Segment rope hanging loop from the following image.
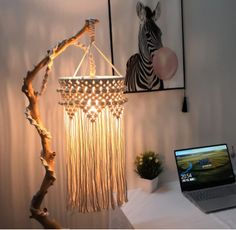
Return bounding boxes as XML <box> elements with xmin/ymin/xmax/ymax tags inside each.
<box><xmin>86</xmin><ymin>18</ymin><xmax>98</xmax><ymax>43</ymax></box>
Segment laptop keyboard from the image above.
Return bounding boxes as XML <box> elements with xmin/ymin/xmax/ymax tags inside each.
<box><xmin>188</xmin><ymin>184</ymin><xmax>236</xmax><ymax>202</ymax></box>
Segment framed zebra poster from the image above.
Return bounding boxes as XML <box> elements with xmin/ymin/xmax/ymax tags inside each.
<box><xmin>109</xmin><ymin>0</ymin><xmax>185</xmax><ymax>93</ymax></box>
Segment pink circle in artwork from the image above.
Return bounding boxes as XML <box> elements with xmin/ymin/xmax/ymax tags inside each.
<box><xmin>152</xmin><ymin>47</ymin><xmax>178</xmax><ymax>81</ymax></box>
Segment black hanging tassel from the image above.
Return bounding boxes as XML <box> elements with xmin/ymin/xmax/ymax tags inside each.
<box><xmin>182</xmin><ymin>96</ymin><xmax>188</xmax><ymax>113</ymax></box>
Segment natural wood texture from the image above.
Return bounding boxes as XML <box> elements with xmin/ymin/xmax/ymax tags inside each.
<box><xmin>21</xmin><ymin>19</ymin><xmax>98</xmax><ymax>229</ymax></box>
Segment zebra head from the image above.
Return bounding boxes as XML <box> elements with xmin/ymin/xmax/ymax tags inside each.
<box><xmin>125</xmin><ymin>1</ymin><xmax>165</xmax><ymax>92</ymax></box>
<box><xmin>136</xmin><ymin>1</ymin><xmax>163</xmax><ymax>61</ymax></box>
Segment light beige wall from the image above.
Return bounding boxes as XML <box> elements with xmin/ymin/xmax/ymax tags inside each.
<box><xmin>126</xmin><ymin>0</ymin><xmax>236</xmax><ymax>188</ymax></box>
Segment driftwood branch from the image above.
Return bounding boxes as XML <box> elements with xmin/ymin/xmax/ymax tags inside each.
<box><xmin>22</xmin><ymin>19</ymin><xmax>98</xmax><ymax>229</ymax></box>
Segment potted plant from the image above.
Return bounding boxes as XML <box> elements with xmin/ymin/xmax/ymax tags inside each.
<box><xmin>135</xmin><ymin>151</ymin><xmax>163</xmax><ymax>193</ymax></box>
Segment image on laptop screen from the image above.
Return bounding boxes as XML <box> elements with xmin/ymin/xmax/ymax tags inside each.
<box><xmin>175</xmin><ymin>144</ymin><xmax>235</xmax><ymax>191</ymax></box>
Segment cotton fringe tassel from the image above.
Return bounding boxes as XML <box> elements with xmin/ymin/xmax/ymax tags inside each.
<box><xmin>65</xmin><ymin>108</ymin><xmax>127</xmax><ymax>213</ymax></box>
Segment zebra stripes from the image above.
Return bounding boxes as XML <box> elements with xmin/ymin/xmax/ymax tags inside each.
<box><xmin>125</xmin><ymin>1</ymin><xmax>164</xmax><ymax>92</ymax></box>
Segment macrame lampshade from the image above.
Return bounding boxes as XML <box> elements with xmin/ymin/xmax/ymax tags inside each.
<box><xmin>57</xmin><ymin>19</ymin><xmax>128</xmax><ymax>212</ymax></box>
<box><xmin>58</xmin><ymin>76</ymin><xmax>126</xmax><ymax>121</ymax></box>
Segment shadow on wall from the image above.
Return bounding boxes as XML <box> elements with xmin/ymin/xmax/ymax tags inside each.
<box><xmin>0</xmin><ymin>0</ymin><xmax>115</xmax><ymax>228</ymax></box>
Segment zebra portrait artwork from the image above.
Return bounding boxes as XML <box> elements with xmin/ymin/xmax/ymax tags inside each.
<box><xmin>125</xmin><ymin>1</ymin><xmax>179</xmax><ymax>93</ymax></box>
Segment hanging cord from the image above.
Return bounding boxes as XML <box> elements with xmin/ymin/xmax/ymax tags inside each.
<box><xmin>87</xmin><ymin>19</ymin><xmax>96</xmax><ymax>77</ymax></box>
<box><xmin>72</xmin><ymin>19</ymin><xmax>97</xmax><ymax>78</ymax></box>
<box><xmin>92</xmin><ymin>43</ymin><xmax>122</xmax><ymax>76</ymax></box>
<box><xmin>181</xmin><ymin>0</ymin><xmax>188</xmax><ymax>113</ymax></box>
<box><xmin>38</xmin><ymin>50</ymin><xmax>55</xmax><ymax>96</ymax></box>
<box><xmin>74</xmin><ymin>42</ymin><xmax>87</xmax><ymax>52</ymax></box>
<box><xmin>182</xmin><ymin>89</ymin><xmax>188</xmax><ymax>113</ymax></box>
<box><xmin>87</xmin><ymin>18</ymin><xmax>122</xmax><ymax>77</ymax></box>
<box><xmin>72</xmin><ymin>18</ymin><xmax>122</xmax><ymax>78</ymax></box>
<box><xmin>72</xmin><ymin>43</ymin><xmax>92</xmax><ymax>78</ymax></box>
<box><xmin>87</xmin><ymin>19</ymin><xmax>96</xmax><ymax>43</ymax></box>
<box><xmin>88</xmin><ymin>48</ymin><xmax>96</xmax><ymax>77</ymax></box>
<box><xmin>38</xmin><ymin>19</ymin><xmax>99</xmax><ymax>95</ymax></box>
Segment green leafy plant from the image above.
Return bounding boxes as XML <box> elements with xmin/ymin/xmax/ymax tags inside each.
<box><xmin>135</xmin><ymin>151</ymin><xmax>163</xmax><ymax>180</ymax></box>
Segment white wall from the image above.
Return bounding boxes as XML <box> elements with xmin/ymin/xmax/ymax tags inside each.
<box><xmin>126</xmin><ymin>0</ymin><xmax>236</xmax><ymax>188</ymax></box>
<box><xmin>182</xmin><ymin>0</ymin><xmax>236</xmax><ymax>157</ymax></box>
<box><xmin>1</xmin><ymin>0</ymin><xmax>236</xmax><ymax>228</ymax></box>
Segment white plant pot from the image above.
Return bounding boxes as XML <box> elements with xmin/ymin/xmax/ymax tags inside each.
<box><xmin>138</xmin><ymin>176</ymin><xmax>159</xmax><ymax>193</ymax></box>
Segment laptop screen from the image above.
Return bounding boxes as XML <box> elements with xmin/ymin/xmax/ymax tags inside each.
<box><xmin>174</xmin><ymin>144</ymin><xmax>235</xmax><ymax>191</ymax></box>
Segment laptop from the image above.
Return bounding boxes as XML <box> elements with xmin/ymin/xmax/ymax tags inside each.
<box><xmin>174</xmin><ymin>143</ymin><xmax>236</xmax><ymax>213</ymax></box>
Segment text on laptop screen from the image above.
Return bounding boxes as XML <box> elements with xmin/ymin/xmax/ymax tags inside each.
<box><xmin>175</xmin><ymin>144</ymin><xmax>235</xmax><ymax>190</ymax></box>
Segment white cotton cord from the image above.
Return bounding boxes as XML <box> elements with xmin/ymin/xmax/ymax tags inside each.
<box><xmin>38</xmin><ymin>52</ymin><xmax>55</xmax><ymax>96</ymax></box>
<box><xmin>73</xmin><ymin>42</ymin><xmax>96</xmax><ymax>77</ymax></box>
<box><xmin>73</xmin><ymin>43</ymin><xmax>92</xmax><ymax>78</ymax></box>
<box><xmin>87</xmin><ymin>18</ymin><xmax>96</xmax><ymax>43</ymax></box>
<box><xmin>89</xmin><ymin>48</ymin><xmax>96</xmax><ymax>77</ymax></box>
<box><xmin>92</xmin><ymin>43</ymin><xmax>122</xmax><ymax>76</ymax></box>
<box><xmin>38</xmin><ymin>42</ymin><xmax>62</xmax><ymax>96</ymax></box>
<box><xmin>74</xmin><ymin>42</ymin><xmax>87</xmax><ymax>52</ymax></box>
<box><xmin>65</xmin><ymin>108</ymin><xmax>127</xmax><ymax>212</ymax></box>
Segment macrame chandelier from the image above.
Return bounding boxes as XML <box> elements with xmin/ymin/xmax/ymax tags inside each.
<box><xmin>57</xmin><ymin>19</ymin><xmax>128</xmax><ymax>212</ymax></box>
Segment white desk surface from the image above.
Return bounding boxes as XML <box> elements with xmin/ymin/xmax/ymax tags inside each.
<box><xmin>122</xmin><ymin>181</ymin><xmax>236</xmax><ymax>229</ymax></box>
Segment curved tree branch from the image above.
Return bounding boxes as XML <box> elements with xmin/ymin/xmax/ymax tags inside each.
<box><xmin>22</xmin><ymin>19</ymin><xmax>98</xmax><ymax>229</ymax></box>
